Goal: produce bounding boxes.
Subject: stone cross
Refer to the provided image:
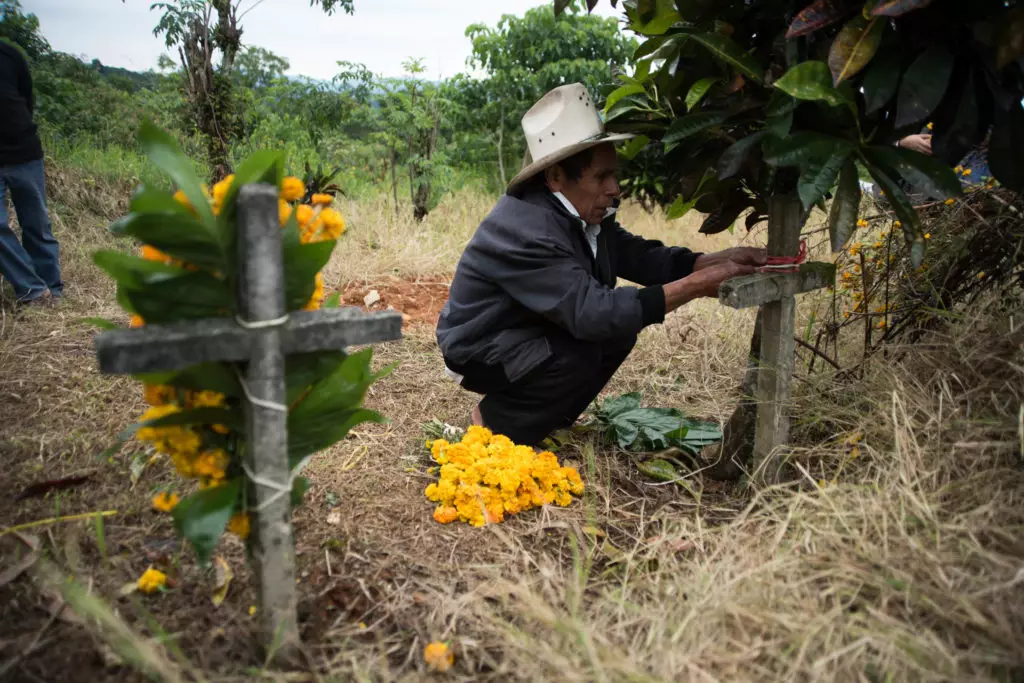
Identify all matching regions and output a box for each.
[94,184,402,657]
[717,194,834,485]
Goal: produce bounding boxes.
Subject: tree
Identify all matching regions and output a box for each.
[0,0,49,59]
[464,4,637,184]
[146,0,355,180]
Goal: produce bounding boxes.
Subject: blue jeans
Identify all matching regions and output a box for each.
[0,159,61,301]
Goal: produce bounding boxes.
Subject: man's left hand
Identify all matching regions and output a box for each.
[695,247,767,271]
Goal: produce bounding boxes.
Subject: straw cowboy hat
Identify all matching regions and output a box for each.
[508,82,634,190]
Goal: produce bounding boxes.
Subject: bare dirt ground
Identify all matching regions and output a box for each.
[1,173,1022,682]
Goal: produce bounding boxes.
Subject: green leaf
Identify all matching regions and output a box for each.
[909,239,925,268]
[786,0,854,38]
[686,32,763,83]
[895,45,953,128]
[798,142,852,210]
[285,350,348,406]
[604,83,646,113]
[619,135,650,161]
[861,51,901,114]
[684,77,717,111]
[79,317,117,330]
[637,459,678,482]
[291,476,311,507]
[666,194,698,220]
[172,479,241,565]
[289,408,385,464]
[214,150,285,271]
[827,158,861,252]
[827,15,885,85]
[138,120,216,232]
[282,230,335,311]
[763,132,848,167]
[139,406,242,431]
[323,291,341,308]
[718,131,766,180]
[662,111,728,150]
[633,4,681,35]
[863,146,962,199]
[774,61,850,107]
[860,151,920,236]
[110,212,225,271]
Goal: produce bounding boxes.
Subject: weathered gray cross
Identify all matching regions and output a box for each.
[93,184,402,656]
[717,195,835,485]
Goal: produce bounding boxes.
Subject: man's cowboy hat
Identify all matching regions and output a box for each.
[508,82,634,190]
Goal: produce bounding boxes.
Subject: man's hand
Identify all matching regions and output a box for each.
[662,260,756,313]
[897,133,932,155]
[694,247,767,271]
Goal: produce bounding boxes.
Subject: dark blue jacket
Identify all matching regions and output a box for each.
[0,42,42,165]
[436,188,701,383]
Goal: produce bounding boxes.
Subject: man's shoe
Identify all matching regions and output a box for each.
[16,291,52,310]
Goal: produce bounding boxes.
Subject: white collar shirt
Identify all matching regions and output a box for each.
[552,191,601,258]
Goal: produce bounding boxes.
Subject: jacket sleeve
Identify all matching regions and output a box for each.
[16,49,33,113]
[472,224,665,341]
[610,223,702,286]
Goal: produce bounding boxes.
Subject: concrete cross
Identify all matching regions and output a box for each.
[93,184,402,656]
[718,195,835,485]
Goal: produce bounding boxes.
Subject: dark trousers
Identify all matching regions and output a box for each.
[447,333,636,447]
[0,159,61,301]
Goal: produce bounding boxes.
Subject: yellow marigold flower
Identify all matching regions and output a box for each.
[187,390,225,409]
[310,193,334,206]
[856,218,868,228]
[280,176,305,202]
[130,314,145,328]
[433,506,458,524]
[137,567,167,594]
[141,244,171,263]
[211,174,235,215]
[954,166,963,174]
[924,233,931,239]
[842,311,851,319]
[848,242,862,256]
[304,273,325,311]
[278,199,293,226]
[152,491,180,512]
[944,198,955,206]
[894,220,902,228]
[961,168,972,176]
[424,642,454,672]
[926,122,933,130]
[295,203,314,229]
[877,319,887,329]
[172,189,191,210]
[977,271,985,280]
[143,383,175,406]
[319,208,345,240]
[228,513,251,540]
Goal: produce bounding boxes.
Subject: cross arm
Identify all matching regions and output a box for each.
[96,308,403,375]
[718,262,836,310]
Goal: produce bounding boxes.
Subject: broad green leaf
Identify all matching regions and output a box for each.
[988,102,1024,192]
[120,273,233,324]
[774,61,851,107]
[786,0,853,38]
[828,15,885,84]
[633,33,673,61]
[285,350,348,406]
[871,0,933,17]
[172,479,241,565]
[699,200,747,235]
[860,151,920,236]
[863,146,962,199]
[215,149,285,267]
[763,132,847,167]
[895,45,953,128]
[909,239,925,268]
[128,186,193,216]
[323,291,342,308]
[94,250,189,287]
[135,363,242,399]
[765,90,797,118]
[798,142,852,210]
[110,212,225,271]
[619,135,650,161]
[666,194,699,220]
[283,234,336,312]
[632,4,681,35]
[291,476,311,507]
[637,459,678,482]
[138,406,242,431]
[684,77,717,111]
[288,408,385,463]
[662,111,728,149]
[687,32,763,83]
[718,131,766,179]
[604,83,646,113]
[827,158,861,252]
[861,51,901,114]
[139,120,216,232]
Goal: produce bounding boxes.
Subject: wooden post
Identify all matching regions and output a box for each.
[753,193,802,485]
[236,184,299,657]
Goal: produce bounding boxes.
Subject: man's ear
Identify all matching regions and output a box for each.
[544,164,564,192]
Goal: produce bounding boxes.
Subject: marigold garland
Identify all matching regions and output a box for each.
[425,426,584,526]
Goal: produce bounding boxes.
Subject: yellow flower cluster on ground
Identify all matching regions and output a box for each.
[137,567,168,594]
[424,642,454,672]
[425,426,584,526]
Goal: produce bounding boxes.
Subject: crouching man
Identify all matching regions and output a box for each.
[436,83,765,446]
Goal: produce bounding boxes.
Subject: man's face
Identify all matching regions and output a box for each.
[546,143,621,225]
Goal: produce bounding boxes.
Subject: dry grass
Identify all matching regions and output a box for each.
[0,159,1021,682]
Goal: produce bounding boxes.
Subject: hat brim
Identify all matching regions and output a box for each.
[507,132,635,190]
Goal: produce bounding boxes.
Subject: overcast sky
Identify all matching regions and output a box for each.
[25,0,623,79]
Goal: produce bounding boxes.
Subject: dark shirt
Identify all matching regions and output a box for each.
[436,187,701,383]
[0,42,43,165]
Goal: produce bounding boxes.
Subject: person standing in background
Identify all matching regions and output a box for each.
[0,39,61,307]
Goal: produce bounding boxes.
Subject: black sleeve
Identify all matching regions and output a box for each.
[611,223,702,286]
[20,51,34,114]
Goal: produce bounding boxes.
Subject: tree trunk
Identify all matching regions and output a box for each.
[389,148,399,216]
[704,309,762,481]
[496,101,507,186]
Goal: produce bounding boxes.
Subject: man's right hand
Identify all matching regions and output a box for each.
[898,133,932,155]
[662,260,755,313]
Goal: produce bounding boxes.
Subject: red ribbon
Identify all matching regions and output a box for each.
[757,239,807,273]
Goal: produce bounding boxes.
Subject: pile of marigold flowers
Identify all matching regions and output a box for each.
[425,426,583,526]
[135,175,344,541]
